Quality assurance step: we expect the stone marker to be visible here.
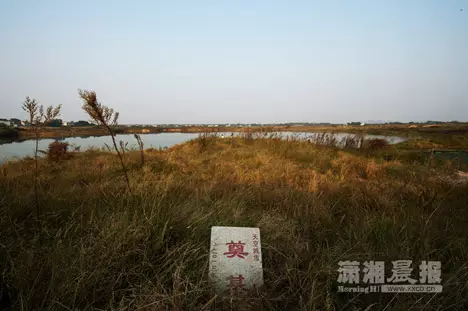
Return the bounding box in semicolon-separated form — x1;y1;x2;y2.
209;226;263;295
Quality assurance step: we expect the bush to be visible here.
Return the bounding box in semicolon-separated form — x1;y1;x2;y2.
0;127;19;139
47;140;70;162
364;138;389;150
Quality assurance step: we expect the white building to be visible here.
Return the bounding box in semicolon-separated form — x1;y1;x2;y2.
0;120;11;126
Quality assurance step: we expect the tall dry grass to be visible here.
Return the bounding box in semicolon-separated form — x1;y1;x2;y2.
78;89;131;192
0;137;467;310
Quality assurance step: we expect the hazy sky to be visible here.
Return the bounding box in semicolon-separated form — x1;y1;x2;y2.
1;1;467;124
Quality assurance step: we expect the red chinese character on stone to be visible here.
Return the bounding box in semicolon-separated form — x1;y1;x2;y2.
228;274;246;295
224;240;249;259
252;234;258;240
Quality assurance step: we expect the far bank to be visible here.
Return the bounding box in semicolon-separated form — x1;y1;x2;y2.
13;122;468;141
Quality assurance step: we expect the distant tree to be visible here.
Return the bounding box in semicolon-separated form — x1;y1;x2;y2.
44;119;63;127
74;120;92;126
10;118;21;125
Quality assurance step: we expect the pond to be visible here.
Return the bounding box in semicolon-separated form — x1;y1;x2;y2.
0;132;407;164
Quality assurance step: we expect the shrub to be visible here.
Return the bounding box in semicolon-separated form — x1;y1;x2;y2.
47;140;70;162
365;138;390;150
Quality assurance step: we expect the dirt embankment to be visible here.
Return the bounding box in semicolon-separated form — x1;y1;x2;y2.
16;123;468;140
17;126;163;139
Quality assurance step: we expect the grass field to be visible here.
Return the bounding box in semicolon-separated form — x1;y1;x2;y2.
1;135;468;310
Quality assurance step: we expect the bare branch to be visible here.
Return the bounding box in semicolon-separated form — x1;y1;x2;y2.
45;106;53;121
52;105;62;119
35;105;45;124
44;104;62;123
22;97;38;124
78;89;119;126
112;111;119;125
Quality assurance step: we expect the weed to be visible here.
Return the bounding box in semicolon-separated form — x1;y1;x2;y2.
134;134;145;166
78;89;131;192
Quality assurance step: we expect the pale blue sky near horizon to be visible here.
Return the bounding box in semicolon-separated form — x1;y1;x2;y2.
0;1;467;124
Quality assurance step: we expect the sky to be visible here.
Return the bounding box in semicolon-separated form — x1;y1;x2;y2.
0;1;467;124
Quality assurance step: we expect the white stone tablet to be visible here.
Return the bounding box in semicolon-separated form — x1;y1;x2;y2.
209;226;263;295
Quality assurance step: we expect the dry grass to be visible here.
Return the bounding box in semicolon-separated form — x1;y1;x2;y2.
1;136;468;310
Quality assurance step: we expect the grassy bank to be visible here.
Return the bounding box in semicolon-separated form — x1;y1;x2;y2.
1;136;468;310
